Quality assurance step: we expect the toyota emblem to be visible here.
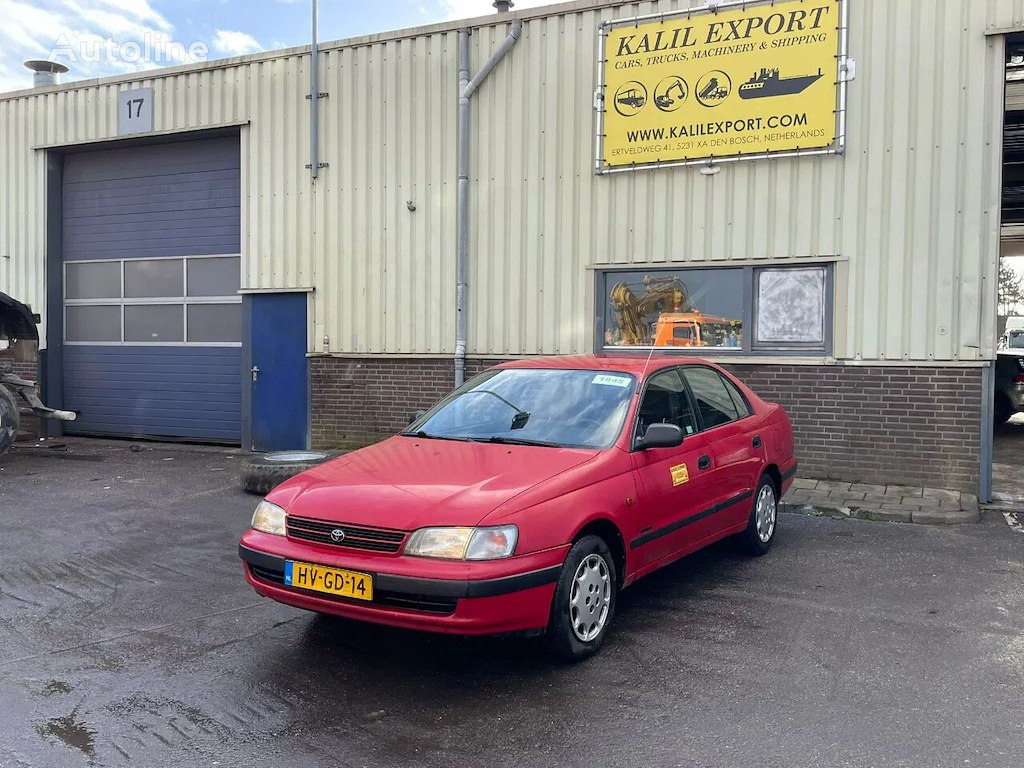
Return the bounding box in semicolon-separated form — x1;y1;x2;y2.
330;528;346;543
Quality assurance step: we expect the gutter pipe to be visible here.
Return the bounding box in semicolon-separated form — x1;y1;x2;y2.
455;18;522;388
308;0;324;178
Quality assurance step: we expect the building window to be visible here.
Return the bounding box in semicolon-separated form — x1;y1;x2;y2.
754;268;827;350
598;264;832;356
605;269;745;349
64;255;241;347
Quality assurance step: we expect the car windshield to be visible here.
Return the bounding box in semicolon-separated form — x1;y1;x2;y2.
405;368;637;449
1009;332;1024;348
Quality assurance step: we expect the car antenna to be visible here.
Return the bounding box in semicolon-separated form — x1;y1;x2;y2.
639;335;658;383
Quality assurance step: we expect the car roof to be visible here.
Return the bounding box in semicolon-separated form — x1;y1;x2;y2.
494;354;715;376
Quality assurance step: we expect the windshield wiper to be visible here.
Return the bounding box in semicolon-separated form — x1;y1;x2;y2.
456;390;531;429
477;436;564;448
400;430;474;442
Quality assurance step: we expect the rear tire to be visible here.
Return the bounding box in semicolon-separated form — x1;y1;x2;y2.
0;385;19;457
240;450;341;495
546;535;617;662
741;474;778;556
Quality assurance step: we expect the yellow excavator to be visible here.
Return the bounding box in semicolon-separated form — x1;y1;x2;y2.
610;277;695;346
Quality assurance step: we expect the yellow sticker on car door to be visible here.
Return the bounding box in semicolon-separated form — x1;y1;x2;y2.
670;463;689;486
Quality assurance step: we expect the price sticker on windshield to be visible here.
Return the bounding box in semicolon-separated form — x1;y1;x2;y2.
592;374;632;388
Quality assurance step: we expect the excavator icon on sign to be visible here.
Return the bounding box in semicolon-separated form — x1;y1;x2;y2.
654;76;689;112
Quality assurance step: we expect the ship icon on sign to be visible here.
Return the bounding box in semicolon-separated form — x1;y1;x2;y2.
738;68;824;99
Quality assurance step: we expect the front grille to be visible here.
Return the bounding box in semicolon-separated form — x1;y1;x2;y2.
249;564;285;584
375;592;457;615
246;564;455;615
286;516;407;553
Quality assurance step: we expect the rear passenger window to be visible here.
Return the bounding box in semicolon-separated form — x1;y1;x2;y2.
721;376;752;418
683;367;742;429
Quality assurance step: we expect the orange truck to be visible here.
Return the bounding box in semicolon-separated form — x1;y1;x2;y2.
653;313;740;348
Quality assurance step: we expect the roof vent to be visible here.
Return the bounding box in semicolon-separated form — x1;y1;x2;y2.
24;60;69;88
493;0;514;12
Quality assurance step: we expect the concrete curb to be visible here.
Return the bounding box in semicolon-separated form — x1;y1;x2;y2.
781;501;981;526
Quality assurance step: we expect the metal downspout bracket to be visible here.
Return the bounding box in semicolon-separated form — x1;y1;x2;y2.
307;0;328;176
454;19;522;388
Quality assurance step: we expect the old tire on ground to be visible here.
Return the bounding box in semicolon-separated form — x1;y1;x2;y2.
240;451;341;495
0;385;19;457
546;534;618;662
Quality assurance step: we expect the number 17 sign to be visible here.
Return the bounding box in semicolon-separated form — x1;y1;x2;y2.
117;87;154;136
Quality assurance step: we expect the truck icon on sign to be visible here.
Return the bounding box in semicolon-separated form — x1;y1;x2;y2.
613;81;648;116
695;71;732;107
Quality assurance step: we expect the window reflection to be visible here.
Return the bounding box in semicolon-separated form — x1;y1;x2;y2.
604;270;744;349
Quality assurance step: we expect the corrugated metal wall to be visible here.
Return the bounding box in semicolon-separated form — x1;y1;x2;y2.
988;0;1024;32
0;0;1010;361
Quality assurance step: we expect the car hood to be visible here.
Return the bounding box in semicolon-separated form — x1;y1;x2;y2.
268;436;601;530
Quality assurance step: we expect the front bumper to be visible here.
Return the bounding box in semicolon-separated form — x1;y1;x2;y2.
238;533;566;636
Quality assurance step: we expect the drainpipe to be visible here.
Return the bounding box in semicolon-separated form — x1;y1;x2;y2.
308;0;326;179
455;18;522;388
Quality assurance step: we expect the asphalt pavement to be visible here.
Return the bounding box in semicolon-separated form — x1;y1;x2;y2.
1;440;1023;768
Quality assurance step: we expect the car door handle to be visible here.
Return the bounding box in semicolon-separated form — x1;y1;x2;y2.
752;436;762;449
698;455;712;470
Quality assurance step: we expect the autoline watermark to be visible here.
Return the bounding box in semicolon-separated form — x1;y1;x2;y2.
50;32;209;67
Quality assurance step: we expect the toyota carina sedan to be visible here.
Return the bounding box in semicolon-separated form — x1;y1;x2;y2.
239;356;797;660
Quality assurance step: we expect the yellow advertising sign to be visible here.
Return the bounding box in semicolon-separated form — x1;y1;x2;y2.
599;0;843;171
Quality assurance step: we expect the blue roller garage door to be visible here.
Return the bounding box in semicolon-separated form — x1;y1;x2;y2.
62;136;242;441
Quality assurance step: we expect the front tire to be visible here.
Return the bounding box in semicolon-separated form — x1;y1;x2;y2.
0;385;19;457
547;535;617;661
741;475;778;556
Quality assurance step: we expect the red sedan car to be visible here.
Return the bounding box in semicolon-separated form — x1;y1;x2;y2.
239;356;796;660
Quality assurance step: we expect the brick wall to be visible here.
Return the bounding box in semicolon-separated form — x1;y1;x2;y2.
310;356;983;493
310;356;505;450
724;364;982;493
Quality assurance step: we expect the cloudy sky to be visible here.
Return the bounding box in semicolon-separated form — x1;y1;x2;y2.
0;0;552;93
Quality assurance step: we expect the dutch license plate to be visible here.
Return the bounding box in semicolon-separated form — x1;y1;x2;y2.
285;560;373;601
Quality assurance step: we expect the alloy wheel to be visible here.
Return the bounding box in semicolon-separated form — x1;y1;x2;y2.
569;553;611;642
755;483;777;543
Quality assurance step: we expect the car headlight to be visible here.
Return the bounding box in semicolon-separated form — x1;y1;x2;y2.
405;525;518;560
251;500;286;536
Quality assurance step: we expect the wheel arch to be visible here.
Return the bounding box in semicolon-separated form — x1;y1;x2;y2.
0;293;40;342
762;463;782;496
572;517;627;589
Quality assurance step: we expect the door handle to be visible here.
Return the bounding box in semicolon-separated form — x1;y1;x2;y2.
251;365;260;382
752;436;762;449
698;454;712;470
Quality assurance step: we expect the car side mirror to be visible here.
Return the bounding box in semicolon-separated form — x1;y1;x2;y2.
408;410;427;425
636;423;684;451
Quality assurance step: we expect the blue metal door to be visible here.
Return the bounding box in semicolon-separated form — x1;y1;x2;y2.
250;293;308;451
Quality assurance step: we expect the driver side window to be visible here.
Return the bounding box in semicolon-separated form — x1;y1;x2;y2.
636;369;699;439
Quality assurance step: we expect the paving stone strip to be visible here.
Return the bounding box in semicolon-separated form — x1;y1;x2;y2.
781;479;981;525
